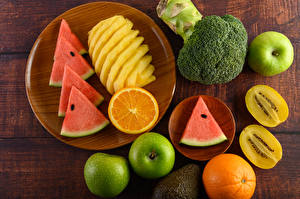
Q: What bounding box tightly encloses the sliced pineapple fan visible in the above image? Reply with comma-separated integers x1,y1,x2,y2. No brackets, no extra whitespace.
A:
88,15,156,94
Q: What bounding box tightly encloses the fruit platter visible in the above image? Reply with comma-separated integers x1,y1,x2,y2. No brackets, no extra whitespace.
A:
8,0,298,198
26,2,176,150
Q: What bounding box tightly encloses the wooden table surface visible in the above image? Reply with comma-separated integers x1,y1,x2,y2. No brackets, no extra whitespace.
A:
1,0,299,198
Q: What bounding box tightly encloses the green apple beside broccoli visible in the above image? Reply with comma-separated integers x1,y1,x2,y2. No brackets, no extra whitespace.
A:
248,31,294,76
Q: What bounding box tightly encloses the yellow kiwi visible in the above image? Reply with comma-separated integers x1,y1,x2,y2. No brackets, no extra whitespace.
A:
239,124,283,169
245,85,289,127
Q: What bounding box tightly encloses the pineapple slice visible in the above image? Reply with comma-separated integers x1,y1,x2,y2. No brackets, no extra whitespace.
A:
88,15,157,94
113,45,149,92
137,75,156,87
94,19,133,74
126,55,152,87
88,17,111,45
88,15,121,58
138,64,155,83
100,30,139,86
91,16,126,65
106,36,144,94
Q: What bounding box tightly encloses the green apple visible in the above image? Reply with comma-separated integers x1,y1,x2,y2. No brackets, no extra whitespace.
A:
84,153,130,198
248,31,294,76
129,132,175,179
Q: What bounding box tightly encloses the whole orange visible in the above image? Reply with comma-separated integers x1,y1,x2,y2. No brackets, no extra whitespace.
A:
202,154,256,199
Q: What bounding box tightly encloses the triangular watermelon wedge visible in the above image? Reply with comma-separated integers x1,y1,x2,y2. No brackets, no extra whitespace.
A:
49,37,94,87
54,19,87,56
58,66,104,117
61,86,109,137
180,96,227,147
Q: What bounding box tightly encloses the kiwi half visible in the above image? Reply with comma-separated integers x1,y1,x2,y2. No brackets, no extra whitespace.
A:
245,85,289,127
239,125,282,169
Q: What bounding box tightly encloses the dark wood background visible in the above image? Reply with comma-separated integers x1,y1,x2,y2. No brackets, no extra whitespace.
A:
0,0,299,198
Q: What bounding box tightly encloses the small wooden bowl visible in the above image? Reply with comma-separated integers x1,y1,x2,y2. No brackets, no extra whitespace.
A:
168,95,236,161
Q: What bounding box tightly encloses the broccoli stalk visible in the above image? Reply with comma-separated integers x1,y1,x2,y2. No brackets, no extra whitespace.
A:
156,0,202,42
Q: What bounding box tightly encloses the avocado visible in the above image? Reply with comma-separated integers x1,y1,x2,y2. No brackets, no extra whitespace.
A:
152,164,200,199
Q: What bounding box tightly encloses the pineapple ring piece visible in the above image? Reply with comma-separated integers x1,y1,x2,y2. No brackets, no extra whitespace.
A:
100,30,139,85
113,44,149,93
106,36,144,94
88,15,157,94
94,19,133,75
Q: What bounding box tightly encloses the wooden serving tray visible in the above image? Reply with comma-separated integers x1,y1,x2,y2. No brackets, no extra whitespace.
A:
25,2,176,150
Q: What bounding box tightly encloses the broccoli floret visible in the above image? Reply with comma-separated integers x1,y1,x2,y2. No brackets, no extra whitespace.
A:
177,15,248,84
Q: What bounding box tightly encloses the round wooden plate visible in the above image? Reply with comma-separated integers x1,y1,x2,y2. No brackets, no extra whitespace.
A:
25,2,176,150
168,96,235,161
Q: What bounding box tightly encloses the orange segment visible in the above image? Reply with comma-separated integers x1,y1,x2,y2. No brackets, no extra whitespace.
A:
108,87,159,134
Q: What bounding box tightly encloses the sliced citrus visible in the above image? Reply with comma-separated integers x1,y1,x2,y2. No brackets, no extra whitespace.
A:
108,87,159,134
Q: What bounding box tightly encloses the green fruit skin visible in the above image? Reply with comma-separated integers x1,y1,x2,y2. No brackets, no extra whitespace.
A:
129,132,175,179
248,31,294,76
84,153,130,198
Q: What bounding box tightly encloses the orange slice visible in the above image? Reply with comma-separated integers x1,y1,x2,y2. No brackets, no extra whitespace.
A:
108,87,159,134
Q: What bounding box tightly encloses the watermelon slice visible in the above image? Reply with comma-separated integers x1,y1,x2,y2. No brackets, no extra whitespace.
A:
58,66,104,117
61,86,109,137
180,96,227,147
49,37,94,87
54,19,87,56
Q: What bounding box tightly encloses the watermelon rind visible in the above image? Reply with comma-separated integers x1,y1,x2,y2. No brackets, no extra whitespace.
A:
49,80,63,87
57,65,100,117
79,49,88,55
180,134,227,147
58,112,65,118
61,120,109,138
49,68,95,87
94,95,104,107
80,68,95,80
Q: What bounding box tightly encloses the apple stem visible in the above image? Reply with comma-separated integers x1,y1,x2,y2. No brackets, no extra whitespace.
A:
272,51,280,56
149,151,156,160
